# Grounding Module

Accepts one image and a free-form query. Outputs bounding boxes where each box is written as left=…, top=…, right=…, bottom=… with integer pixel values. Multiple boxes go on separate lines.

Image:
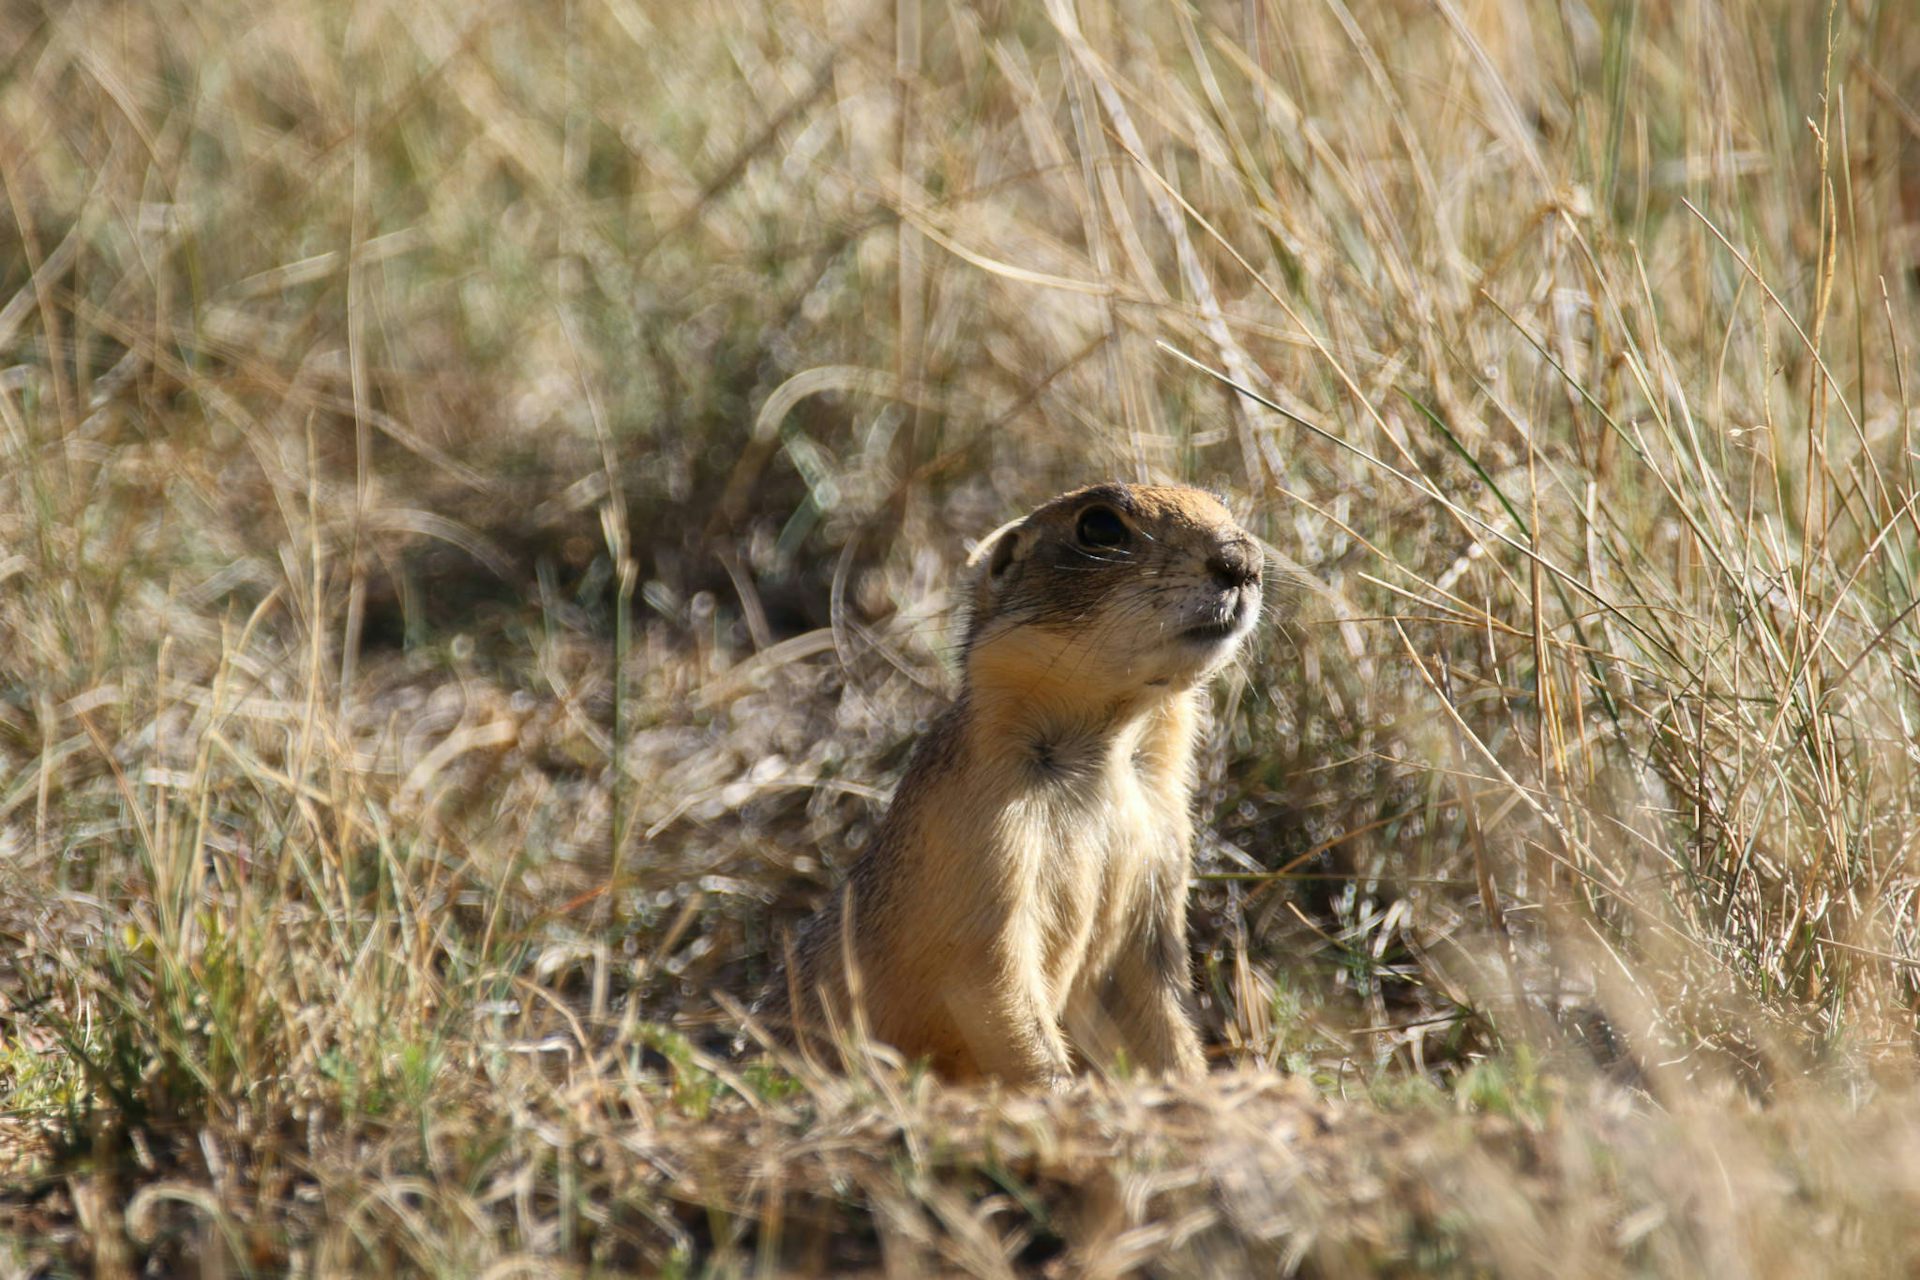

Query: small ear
left=966, top=516, right=1030, bottom=585
left=987, top=530, right=1020, bottom=579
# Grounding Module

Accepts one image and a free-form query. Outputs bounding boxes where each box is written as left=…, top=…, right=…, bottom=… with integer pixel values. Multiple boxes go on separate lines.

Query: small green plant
left=1452, top=1045, right=1552, bottom=1127
left=638, top=1025, right=719, bottom=1119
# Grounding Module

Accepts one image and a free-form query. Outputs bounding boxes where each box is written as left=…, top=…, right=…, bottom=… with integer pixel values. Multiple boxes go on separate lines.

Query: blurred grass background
left=4, top=0, right=1920, bottom=1273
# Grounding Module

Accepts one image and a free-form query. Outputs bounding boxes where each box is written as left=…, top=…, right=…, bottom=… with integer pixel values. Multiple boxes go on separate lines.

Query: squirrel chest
left=973, top=704, right=1196, bottom=1011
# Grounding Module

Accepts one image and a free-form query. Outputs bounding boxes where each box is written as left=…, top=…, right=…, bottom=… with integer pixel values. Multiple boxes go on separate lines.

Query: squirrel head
left=961, top=482, right=1264, bottom=711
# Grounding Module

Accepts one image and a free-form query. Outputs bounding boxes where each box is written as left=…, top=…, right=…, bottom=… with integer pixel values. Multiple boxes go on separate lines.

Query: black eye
left=1075, top=506, right=1130, bottom=550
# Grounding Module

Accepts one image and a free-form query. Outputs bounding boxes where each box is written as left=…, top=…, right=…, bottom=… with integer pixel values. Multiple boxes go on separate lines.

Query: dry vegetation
left=4, top=0, right=1920, bottom=1273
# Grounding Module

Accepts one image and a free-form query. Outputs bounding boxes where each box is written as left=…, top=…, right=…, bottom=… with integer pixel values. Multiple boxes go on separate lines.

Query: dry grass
left=4, top=0, right=1920, bottom=1273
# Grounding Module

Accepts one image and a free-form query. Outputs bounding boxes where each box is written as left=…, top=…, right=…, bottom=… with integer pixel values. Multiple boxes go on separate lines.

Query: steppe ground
left=4, top=0, right=1920, bottom=1274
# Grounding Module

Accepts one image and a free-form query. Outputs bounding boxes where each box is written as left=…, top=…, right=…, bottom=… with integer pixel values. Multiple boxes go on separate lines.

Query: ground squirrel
left=761, top=482, right=1263, bottom=1087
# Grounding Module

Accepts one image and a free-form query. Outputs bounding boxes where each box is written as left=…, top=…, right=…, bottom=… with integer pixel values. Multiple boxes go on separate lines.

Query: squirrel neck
left=957, top=674, right=1203, bottom=790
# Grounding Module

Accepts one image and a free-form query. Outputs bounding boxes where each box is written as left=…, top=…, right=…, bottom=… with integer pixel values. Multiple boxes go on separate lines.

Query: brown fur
left=760, top=483, right=1263, bottom=1087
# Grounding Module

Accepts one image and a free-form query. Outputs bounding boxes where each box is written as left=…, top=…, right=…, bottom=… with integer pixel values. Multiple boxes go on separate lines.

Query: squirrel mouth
left=1181, top=609, right=1252, bottom=645
left=1181, top=619, right=1241, bottom=643
left=1179, top=595, right=1256, bottom=645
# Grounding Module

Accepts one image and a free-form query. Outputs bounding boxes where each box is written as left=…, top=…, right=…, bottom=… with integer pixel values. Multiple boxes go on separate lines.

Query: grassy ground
left=4, top=0, right=1920, bottom=1273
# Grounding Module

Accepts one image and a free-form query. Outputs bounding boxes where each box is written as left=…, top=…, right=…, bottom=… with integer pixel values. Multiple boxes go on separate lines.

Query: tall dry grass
left=3, top=0, right=1920, bottom=1273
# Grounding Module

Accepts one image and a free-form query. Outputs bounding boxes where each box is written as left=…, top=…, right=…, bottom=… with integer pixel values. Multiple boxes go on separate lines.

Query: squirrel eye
left=1074, top=506, right=1130, bottom=550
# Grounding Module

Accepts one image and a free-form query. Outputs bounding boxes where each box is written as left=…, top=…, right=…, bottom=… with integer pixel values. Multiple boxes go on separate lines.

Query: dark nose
left=1207, top=539, right=1262, bottom=591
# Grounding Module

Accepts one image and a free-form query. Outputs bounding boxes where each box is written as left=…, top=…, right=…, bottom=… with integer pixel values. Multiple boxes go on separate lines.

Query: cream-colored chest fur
left=841, top=689, right=1204, bottom=1080
left=1018, top=755, right=1185, bottom=1007
left=959, top=697, right=1198, bottom=1013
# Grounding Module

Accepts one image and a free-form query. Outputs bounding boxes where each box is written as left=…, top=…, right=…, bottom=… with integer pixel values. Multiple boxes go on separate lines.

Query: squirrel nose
left=1207, top=539, right=1262, bottom=591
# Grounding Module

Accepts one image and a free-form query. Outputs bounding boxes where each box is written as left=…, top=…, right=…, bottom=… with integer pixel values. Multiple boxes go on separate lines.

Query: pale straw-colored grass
left=3, top=0, right=1920, bottom=1273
